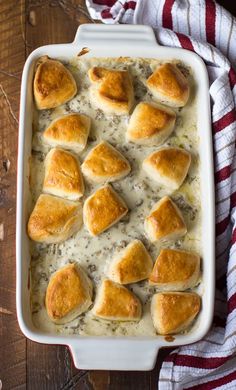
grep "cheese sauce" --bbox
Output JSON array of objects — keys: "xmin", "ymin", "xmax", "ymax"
[{"xmin": 30, "ymin": 57, "xmax": 201, "ymax": 336}]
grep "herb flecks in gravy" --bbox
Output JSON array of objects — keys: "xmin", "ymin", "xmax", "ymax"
[{"xmin": 30, "ymin": 57, "xmax": 201, "ymax": 336}]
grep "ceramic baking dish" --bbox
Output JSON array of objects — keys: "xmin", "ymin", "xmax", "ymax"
[{"xmin": 16, "ymin": 24, "xmax": 215, "ymax": 371}]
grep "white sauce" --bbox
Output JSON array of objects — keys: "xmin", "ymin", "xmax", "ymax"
[{"xmin": 30, "ymin": 57, "xmax": 201, "ymax": 336}]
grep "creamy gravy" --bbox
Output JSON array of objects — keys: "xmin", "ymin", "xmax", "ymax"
[{"xmin": 30, "ymin": 57, "xmax": 201, "ymax": 336}]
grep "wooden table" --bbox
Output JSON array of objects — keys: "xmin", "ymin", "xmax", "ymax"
[{"xmin": 0, "ymin": 1, "xmax": 235, "ymax": 389}]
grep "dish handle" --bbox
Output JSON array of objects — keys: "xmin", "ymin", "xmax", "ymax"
[
  {"xmin": 69, "ymin": 339, "xmax": 159, "ymax": 371},
  {"xmin": 73, "ymin": 24, "xmax": 158, "ymax": 48}
]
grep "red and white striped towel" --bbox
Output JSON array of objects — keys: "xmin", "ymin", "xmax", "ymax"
[{"xmin": 86, "ymin": 0, "xmax": 236, "ymax": 388}]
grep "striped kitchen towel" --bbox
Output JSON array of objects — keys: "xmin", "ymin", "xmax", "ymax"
[{"xmin": 86, "ymin": 0, "xmax": 236, "ymax": 388}]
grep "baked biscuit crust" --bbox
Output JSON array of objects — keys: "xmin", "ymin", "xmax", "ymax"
[
  {"xmin": 43, "ymin": 113, "xmax": 91, "ymax": 153},
  {"xmin": 34, "ymin": 56, "xmax": 77, "ymax": 109},
  {"xmin": 27, "ymin": 194, "xmax": 82, "ymax": 243},
  {"xmin": 126, "ymin": 102, "xmax": 176, "ymax": 145},
  {"xmin": 83, "ymin": 185, "xmax": 128, "ymax": 236},
  {"xmin": 88, "ymin": 67, "xmax": 134, "ymax": 115},
  {"xmin": 144, "ymin": 196, "xmax": 187, "ymax": 242},
  {"xmin": 46, "ymin": 263, "xmax": 93, "ymax": 324},
  {"xmin": 149, "ymin": 249, "xmax": 200, "ymax": 290},
  {"xmin": 147, "ymin": 63, "xmax": 190, "ymax": 107},
  {"xmin": 92, "ymin": 279, "xmax": 142, "ymax": 321},
  {"xmin": 151, "ymin": 292, "xmax": 201, "ymax": 334},
  {"xmin": 108, "ymin": 240, "xmax": 153, "ymax": 284},
  {"xmin": 143, "ymin": 147, "xmax": 191, "ymax": 190},
  {"xmin": 43, "ymin": 148, "xmax": 84, "ymax": 200},
  {"xmin": 81, "ymin": 141, "xmax": 131, "ymax": 183}
]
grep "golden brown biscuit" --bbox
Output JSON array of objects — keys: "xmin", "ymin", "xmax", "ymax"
[
  {"xmin": 126, "ymin": 102, "xmax": 176, "ymax": 145},
  {"xmin": 43, "ymin": 113, "xmax": 91, "ymax": 153},
  {"xmin": 88, "ymin": 67, "xmax": 134, "ymax": 115},
  {"xmin": 143, "ymin": 147, "xmax": 191, "ymax": 190},
  {"xmin": 34, "ymin": 56, "xmax": 77, "ymax": 110},
  {"xmin": 149, "ymin": 249, "xmax": 200, "ymax": 290},
  {"xmin": 147, "ymin": 63, "xmax": 190, "ymax": 107},
  {"xmin": 144, "ymin": 196, "xmax": 187, "ymax": 242},
  {"xmin": 43, "ymin": 148, "xmax": 84, "ymax": 200},
  {"xmin": 81, "ymin": 141, "xmax": 131, "ymax": 183},
  {"xmin": 83, "ymin": 185, "xmax": 128, "ymax": 236},
  {"xmin": 46, "ymin": 263, "xmax": 93, "ymax": 324},
  {"xmin": 151, "ymin": 292, "xmax": 201, "ymax": 334},
  {"xmin": 27, "ymin": 194, "xmax": 82, "ymax": 243},
  {"xmin": 108, "ymin": 240, "xmax": 153, "ymax": 284},
  {"xmin": 92, "ymin": 279, "xmax": 142, "ymax": 321}
]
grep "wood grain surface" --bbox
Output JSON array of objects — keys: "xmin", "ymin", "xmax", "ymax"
[{"xmin": 0, "ymin": 1, "xmax": 235, "ymax": 389}]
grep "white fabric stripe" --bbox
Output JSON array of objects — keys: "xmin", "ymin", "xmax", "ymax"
[
  {"xmin": 210, "ymin": 78, "xmax": 231, "ymax": 100},
  {"xmin": 212, "ymin": 101, "xmax": 235, "ymax": 125},
  {"xmin": 215, "ymin": 140, "xmax": 236, "ymax": 157},
  {"xmin": 228, "ymin": 250, "xmax": 236, "ymax": 273},
  {"xmin": 228, "ymin": 243, "xmax": 236, "ymax": 267},
  {"xmin": 215, "ymin": 192, "xmax": 234, "ymax": 213},
  {"xmin": 227, "ymin": 263, "xmax": 236, "ymax": 278},
  {"xmin": 221, "ymin": 382, "xmax": 236, "ymax": 390},
  {"xmin": 216, "ymin": 199, "xmax": 230, "ymax": 217},
  {"xmin": 160, "ymin": 372, "xmax": 236, "ymax": 390},
  {"xmin": 217, "ymin": 189, "xmax": 236, "ymax": 208},
  {"xmin": 173, "ymin": 1, "xmax": 190, "ymax": 36},
  {"xmin": 157, "ymin": 0, "xmax": 165, "ymax": 27},
  {"xmin": 216, "ymin": 179, "xmax": 235, "ymax": 196},
  {"xmin": 167, "ymin": 366, "xmax": 236, "ymax": 386},
  {"xmin": 215, "ymin": 150, "xmax": 235, "ymax": 171},
  {"xmin": 211, "ymin": 93, "xmax": 234, "ymax": 116},
  {"xmin": 216, "ymin": 209, "xmax": 230, "ymax": 222},
  {"xmin": 227, "ymin": 278, "xmax": 236, "ymax": 296},
  {"xmin": 161, "ymin": 359, "xmax": 236, "ymax": 389},
  {"xmin": 226, "ymin": 310, "xmax": 236, "ymax": 328},
  {"xmin": 199, "ymin": 0, "xmax": 206, "ymax": 43},
  {"xmin": 216, "ymin": 2, "xmax": 233, "ymax": 62},
  {"xmin": 226, "ymin": 16, "xmax": 236, "ymax": 65},
  {"xmin": 215, "ymin": 1, "xmax": 222, "ymax": 52},
  {"xmin": 171, "ymin": 357, "xmax": 236, "ymax": 378},
  {"xmin": 173, "ymin": 345, "xmax": 236, "ymax": 357},
  {"xmin": 171, "ymin": 0, "xmax": 179, "ymax": 32},
  {"xmin": 214, "ymin": 129, "xmax": 236, "ymax": 150},
  {"xmin": 204, "ymin": 328, "xmax": 227, "ymax": 342},
  {"xmin": 212, "ymin": 101, "xmax": 235, "ymax": 123},
  {"xmin": 211, "ymin": 103, "xmax": 234, "ymax": 124},
  {"xmin": 216, "ymin": 178, "xmax": 232, "ymax": 193}
]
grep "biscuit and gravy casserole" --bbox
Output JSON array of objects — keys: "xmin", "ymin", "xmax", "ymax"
[{"xmin": 29, "ymin": 55, "xmax": 202, "ymax": 337}]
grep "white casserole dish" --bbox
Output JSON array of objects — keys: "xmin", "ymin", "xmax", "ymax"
[{"xmin": 16, "ymin": 24, "xmax": 215, "ymax": 371}]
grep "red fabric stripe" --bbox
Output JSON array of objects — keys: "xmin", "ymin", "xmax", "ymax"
[
  {"xmin": 185, "ymin": 369, "xmax": 236, "ymax": 390},
  {"xmin": 231, "ymin": 191, "xmax": 236, "ymax": 209},
  {"xmin": 177, "ymin": 33, "xmax": 194, "ymax": 51},
  {"xmin": 229, "ymin": 67, "xmax": 236, "ymax": 90},
  {"xmin": 205, "ymin": 0, "xmax": 216, "ymax": 45},
  {"xmin": 216, "ymin": 215, "xmax": 230, "ymax": 236},
  {"xmin": 101, "ymin": 8, "xmax": 113, "ymax": 18},
  {"xmin": 228, "ymin": 292, "xmax": 236, "ymax": 314},
  {"xmin": 165, "ymin": 353, "xmax": 231, "ymax": 369},
  {"xmin": 231, "ymin": 228, "xmax": 236, "ymax": 244},
  {"xmin": 123, "ymin": 1, "xmax": 136, "ymax": 10},
  {"xmin": 213, "ymin": 109, "xmax": 236, "ymax": 133},
  {"xmin": 162, "ymin": 0, "xmax": 175, "ymax": 29},
  {"xmin": 93, "ymin": 0, "xmax": 116, "ymax": 6},
  {"xmin": 100, "ymin": 1, "xmax": 136, "ymax": 17},
  {"xmin": 215, "ymin": 165, "xmax": 231, "ymax": 183}
]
